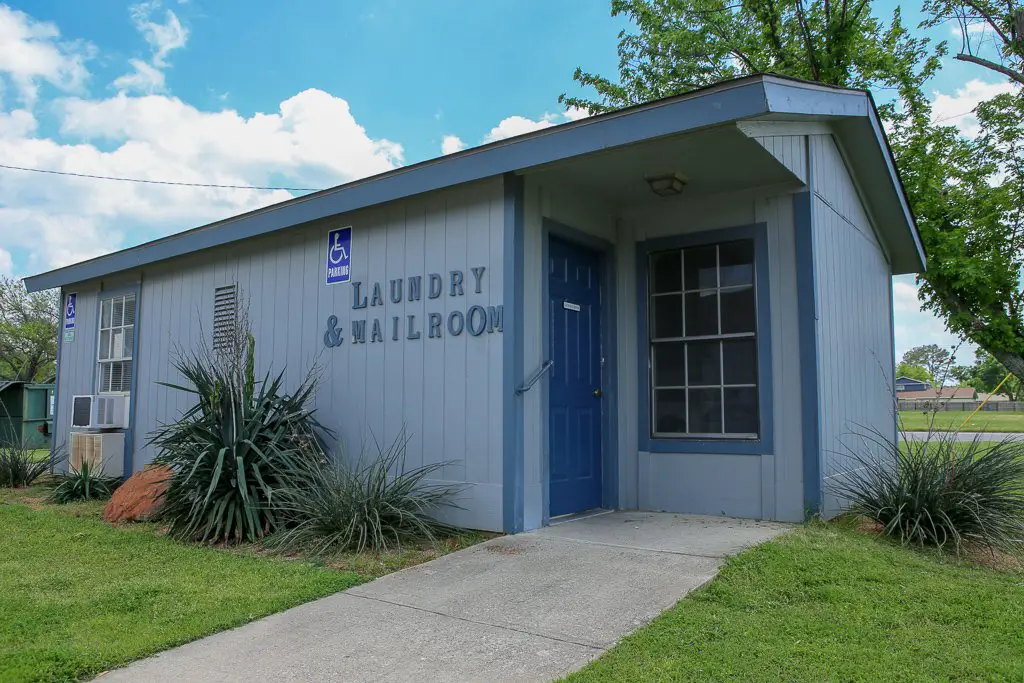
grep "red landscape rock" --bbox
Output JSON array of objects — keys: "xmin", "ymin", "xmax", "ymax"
[{"xmin": 103, "ymin": 465, "xmax": 173, "ymax": 523}]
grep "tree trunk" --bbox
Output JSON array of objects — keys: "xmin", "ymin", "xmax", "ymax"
[{"xmin": 991, "ymin": 349, "xmax": 1024, "ymax": 388}]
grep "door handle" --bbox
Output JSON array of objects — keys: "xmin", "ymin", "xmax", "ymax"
[{"xmin": 593, "ymin": 388, "xmax": 603, "ymax": 398}]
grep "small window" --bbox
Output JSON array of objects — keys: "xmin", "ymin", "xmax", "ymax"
[
  {"xmin": 213, "ymin": 284, "xmax": 238, "ymax": 353},
  {"xmin": 97, "ymin": 293, "xmax": 135, "ymax": 394},
  {"xmin": 649, "ymin": 239, "xmax": 759, "ymax": 438}
]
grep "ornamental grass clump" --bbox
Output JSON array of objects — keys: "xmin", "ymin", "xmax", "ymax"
[
  {"xmin": 268, "ymin": 432, "xmax": 463, "ymax": 556},
  {"xmin": 829, "ymin": 427, "xmax": 1024, "ymax": 555},
  {"xmin": 0, "ymin": 439, "xmax": 63, "ymax": 488},
  {"xmin": 50, "ymin": 460, "xmax": 120, "ymax": 503},
  {"xmin": 149, "ymin": 328, "xmax": 327, "ymax": 544}
]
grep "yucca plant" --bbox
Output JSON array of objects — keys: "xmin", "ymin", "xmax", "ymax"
[
  {"xmin": 0, "ymin": 439, "xmax": 64, "ymax": 488},
  {"xmin": 267, "ymin": 431, "xmax": 463, "ymax": 556},
  {"xmin": 829, "ymin": 427, "xmax": 1024, "ymax": 554},
  {"xmin": 149, "ymin": 331, "xmax": 326, "ymax": 544},
  {"xmin": 50, "ymin": 459, "xmax": 120, "ymax": 503}
]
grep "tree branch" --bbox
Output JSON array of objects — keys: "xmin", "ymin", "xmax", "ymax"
[
  {"xmin": 954, "ymin": 52, "xmax": 1024, "ymax": 84},
  {"xmin": 960, "ymin": 0, "xmax": 1014, "ymax": 48}
]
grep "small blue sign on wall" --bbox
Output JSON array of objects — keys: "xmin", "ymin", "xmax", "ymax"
[
  {"xmin": 64, "ymin": 292, "xmax": 77, "ymax": 330},
  {"xmin": 325, "ymin": 226, "xmax": 352, "ymax": 285}
]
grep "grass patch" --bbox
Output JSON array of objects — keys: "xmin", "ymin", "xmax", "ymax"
[
  {"xmin": 899, "ymin": 410, "xmax": 1024, "ymax": 432},
  {"xmin": 0, "ymin": 481, "xmax": 489, "ymax": 681},
  {"xmin": 567, "ymin": 523, "xmax": 1024, "ymax": 682}
]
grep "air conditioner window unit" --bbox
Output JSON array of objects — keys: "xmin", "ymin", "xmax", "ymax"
[
  {"xmin": 70, "ymin": 431, "xmax": 124, "ymax": 478},
  {"xmin": 71, "ymin": 395, "xmax": 129, "ymax": 429}
]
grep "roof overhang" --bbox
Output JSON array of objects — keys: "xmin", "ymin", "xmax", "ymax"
[{"xmin": 23, "ymin": 74, "xmax": 924, "ymax": 292}]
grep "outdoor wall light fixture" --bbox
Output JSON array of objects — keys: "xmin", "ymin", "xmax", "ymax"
[{"xmin": 645, "ymin": 171, "xmax": 687, "ymax": 197}]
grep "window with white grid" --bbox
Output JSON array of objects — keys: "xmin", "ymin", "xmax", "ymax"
[
  {"xmin": 97, "ymin": 293, "xmax": 135, "ymax": 394},
  {"xmin": 648, "ymin": 240, "xmax": 759, "ymax": 438}
]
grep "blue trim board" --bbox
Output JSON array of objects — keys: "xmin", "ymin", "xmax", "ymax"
[
  {"xmin": 51, "ymin": 287, "xmax": 64, "ymax": 462},
  {"xmin": 636, "ymin": 223, "xmax": 774, "ymax": 456},
  {"xmin": 24, "ymin": 75, "xmax": 921, "ymax": 293},
  {"xmin": 502, "ymin": 173, "xmax": 525, "ymax": 533},
  {"xmin": 793, "ymin": 191, "xmax": 822, "ymax": 514},
  {"xmin": 542, "ymin": 219, "xmax": 619, "ymax": 517}
]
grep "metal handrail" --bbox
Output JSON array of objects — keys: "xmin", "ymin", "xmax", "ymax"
[{"xmin": 516, "ymin": 359, "xmax": 554, "ymax": 395}]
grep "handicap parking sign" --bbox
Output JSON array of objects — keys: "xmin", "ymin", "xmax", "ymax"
[
  {"xmin": 64, "ymin": 293, "xmax": 77, "ymax": 330},
  {"xmin": 325, "ymin": 226, "xmax": 352, "ymax": 285}
]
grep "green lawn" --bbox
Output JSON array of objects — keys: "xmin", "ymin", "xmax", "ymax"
[
  {"xmin": 568, "ymin": 524, "xmax": 1024, "ymax": 682},
  {"xmin": 899, "ymin": 410, "xmax": 1024, "ymax": 432},
  {"xmin": 0, "ymin": 503, "xmax": 364, "ymax": 683}
]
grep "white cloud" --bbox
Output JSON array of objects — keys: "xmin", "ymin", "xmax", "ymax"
[
  {"xmin": 0, "ymin": 247, "xmax": 12, "ymax": 276},
  {"xmin": 0, "ymin": 108, "xmax": 35, "ymax": 138},
  {"xmin": 441, "ymin": 134, "xmax": 466, "ymax": 155},
  {"xmin": 114, "ymin": 2, "xmax": 187, "ymax": 94},
  {"xmin": 932, "ymin": 78, "xmax": 1017, "ymax": 137},
  {"xmin": 113, "ymin": 58, "xmax": 165, "ymax": 94},
  {"xmin": 892, "ymin": 275, "xmax": 976, "ymax": 367},
  {"xmin": 129, "ymin": 1, "xmax": 188, "ymax": 68},
  {"xmin": 0, "ymin": 5, "xmax": 93, "ymax": 107},
  {"xmin": 562, "ymin": 106, "xmax": 591, "ymax": 122},
  {"xmin": 482, "ymin": 115, "xmax": 557, "ymax": 143},
  {"xmin": 0, "ymin": 88, "xmax": 403, "ymax": 274}
]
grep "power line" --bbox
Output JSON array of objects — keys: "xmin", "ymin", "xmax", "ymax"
[{"xmin": 0, "ymin": 162, "xmax": 322, "ymax": 192}]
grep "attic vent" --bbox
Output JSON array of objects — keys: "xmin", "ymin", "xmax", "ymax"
[{"xmin": 213, "ymin": 284, "xmax": 238, "ymax": 353}]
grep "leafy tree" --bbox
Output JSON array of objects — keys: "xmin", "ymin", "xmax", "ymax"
[
  {"xmin": 923, "ymin": 0, "xmax": 1024, "ymax": 85},
  {"xmin": 896, "ymin": 362, "xmax": 932, "ymax": 383},
  {"xmin": 952, "ymin": 349, "xmax": 1023, "ymax": 399},
  {"xmin": 900, "ymin": 344, "xmax": 952, "ymax": 380},
  {"xmin": 0, "ymin": 277, "xmax": 58, "ymax": 383},
  {"xmin": 560, "ymin": 0, "xmax": 941, "ymax": 115}
]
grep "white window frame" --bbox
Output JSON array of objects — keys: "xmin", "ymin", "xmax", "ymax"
[
  {"xmin": 648, "ymin": 240, "xmax": 759, "ymax": 439},
  {"xmin": 97, "ymin": 292, "xmax": 135, "ymax": 395}
]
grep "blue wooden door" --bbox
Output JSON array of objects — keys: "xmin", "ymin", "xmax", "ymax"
[{"xmin": 548, "ymin": 237, "xmax": 603, "ymax": 517}]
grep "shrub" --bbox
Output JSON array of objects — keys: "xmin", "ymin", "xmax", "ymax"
[
  {"xmin": 268, "ymin": 432, "xmax": 463, "ymax": 555},
  {"xmin": 50, "ymin": 460, "xmax": 120, "ymax": 503},
  {"xmin": 149, "ymin": 337, "xmax": 326, "ymax": 543},
  {"xmin": 829, "ymin": 428, "xmax": 1024, "ymax": 554},
  {"xmin": 0, "ymin": 440, "xmax": 64, "ymax": 488}
]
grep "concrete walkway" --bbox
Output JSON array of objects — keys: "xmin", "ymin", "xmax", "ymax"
[{"xmin": 99, "ymin": 512, "xmax": 787, "ymax": 683}]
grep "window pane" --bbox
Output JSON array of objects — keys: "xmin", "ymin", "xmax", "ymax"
[
  {"xmin": 119, "ymin": 361, "xmax": 134, "ymax": 392},
  {"xmin": 651, "ymin": 251, "xmax": 682, "ymax": 294},
  {"xmin": 722, "ymin": 339, "xmax": 756, "ymax": 385},
  {"xmin": 720, "ymin": 287, "xmax": 755, "ymax": 334},
  {"xmin": 123, "ymin": 327, "xmax": 134, "ymax": 358},
  {"xmin": 684, "ymin": 291, "xmax": 718, "ymax": 336},
  {"xmin": 98, "ymin": 330, "xmax": 111, "ymax": 360},
  {"xmin": 653, "ymin": 343, "xmax": 686, "ymax": 387},
  {"xmin": 684, "ymin": 245, "xmax": 717, "ymax": 290},
  {"xmin": 101, "ymin": 299, "xmax": 112, "ymax": 328},
  {"xmin": 123, "ymin": 295, "xmax": 136, "ymax": 325},
  {"xmin": 112, "ymin": 298, "xmax": 124, "ymax": 328},
  {"xmin": 100, "ymin": 363, "xmax": 112, "ymax": 393},
  {"xmin": 719, "ymin": 241, "xmax": 754, "ymax": 287},
  {"xmin": 687, "ymin": 340, "xmax": 720, "ymax": 386},
  {"xmin": 112, "ymin": 330, "xmax": 124, "ymax": 360},
  {"xmin": 688, "ymin": 388, "xmax": 723, "ymax": 433},
  {"xmin": 652, "ymin": 295, "xmax": 683, "ymax": 339},
  {"xmin": 724, "ymin": 387, "xmax": 758, "ymax": 434},
  {"xmin": 654, "ymin": 389, "xmax": 687, "ymax": 434}
]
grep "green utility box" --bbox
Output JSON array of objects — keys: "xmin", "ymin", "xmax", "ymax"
[{"xmin": 0, "ymin": 382, "xmax": 55, "ymax": 449}]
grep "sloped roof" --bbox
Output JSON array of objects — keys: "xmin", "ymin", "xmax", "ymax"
[
  {"xmin": 23, "ymin": 73, "xmax": 923, "ymax": 292},
  {"xmin": 897, "ymin": 387, "xmax": 977, "ymax": 400}
]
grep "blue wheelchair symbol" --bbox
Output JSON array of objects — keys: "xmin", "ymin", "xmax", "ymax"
[
  {"xmin": 325, "ymin": 227, "xmax": 352, "ymax": 285},
  {"xmin": 64, "ymin": 293, "xmax": 77, "ymax": 330}
]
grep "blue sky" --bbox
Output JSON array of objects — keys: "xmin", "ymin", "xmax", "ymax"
[{"xmin": 0, "ymin": 0, "xmax": 1015, "ymax": 363}]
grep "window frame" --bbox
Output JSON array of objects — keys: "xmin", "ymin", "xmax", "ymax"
[
  {"xmin": 96, "ymin": 291, "xmax": 136, "ymax": 395},
  {"xmin": 637, "ymin": 223, "xmax": 774, "ymax": 455}
]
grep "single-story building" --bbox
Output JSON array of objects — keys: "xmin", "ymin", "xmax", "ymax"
[
  {"xmin": 25, "ymin": 74, "xmax": 922, "ymax": 531},
  {"xmin": 897, "ymin": 386, "xmax": 977, "ymax": 402},
  {"xmin": 894, "ymin": 376, "xmax": 931, "ymax": 392}
]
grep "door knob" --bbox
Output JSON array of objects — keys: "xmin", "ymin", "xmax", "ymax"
[{"xmin": 593, "ymin": 388, "xmax": 603, "ymax": 398}]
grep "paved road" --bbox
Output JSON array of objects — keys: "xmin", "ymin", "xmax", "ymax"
[
  {"xmin": 903, "ymin": 431, "xmax": 1020, "ymax": 441},
  {"xmin": 100, "ymin": 512, "xmax": 787, "ymax": 683}
]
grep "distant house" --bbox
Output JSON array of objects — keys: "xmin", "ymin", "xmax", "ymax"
[
  {"xmin": 894, "ymin": 376, "xmax": 931, "ymax": 392},
  {"xmin": 978, "ymin": 392, "xmax": 1010, "ymax": 402},
  {"xmin": 897, "ymin": 386, "xmax": 978, "ymax": 402}
]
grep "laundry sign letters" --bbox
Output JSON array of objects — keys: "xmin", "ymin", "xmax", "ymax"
[{"xmin": 323, "ymin": 267, "xmax": 503, "ymax": 348}]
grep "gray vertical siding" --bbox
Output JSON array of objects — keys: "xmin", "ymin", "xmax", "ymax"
[
  {"xmin": 809, "ymin": 134, "xmax": 895, "ymax": 516},
  {"xmin": 54, "ymin": 287, "xmax": 99, "ymax": 454},
  {"xmin": 93, "ymin": 178, "xmax": 509, "ymax": 531}
]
